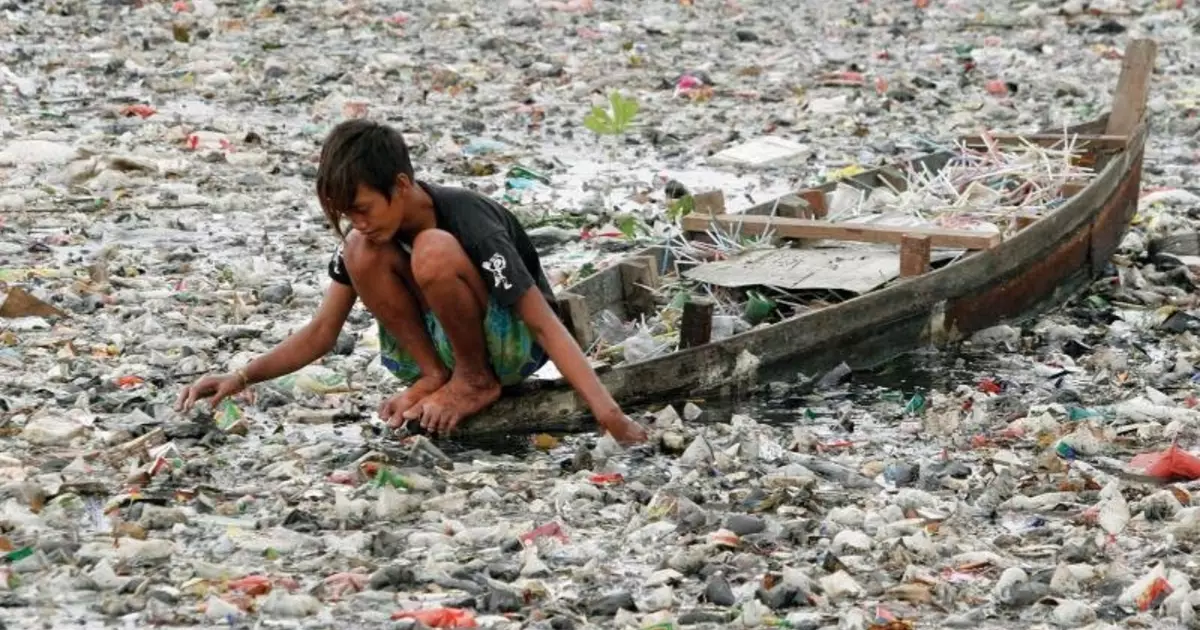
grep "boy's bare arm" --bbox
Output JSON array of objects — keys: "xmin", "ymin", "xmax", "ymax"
[
  {"xmin": 514, "ymin": 287, "xmax": 647, "ymax": 443},
  {"xmin": 242, "ymin": 281, "xmax": 358, "ymax": 383},
  {"xmin": 177, "ymin": 282, "xmax": 358, "ymax": 411}
]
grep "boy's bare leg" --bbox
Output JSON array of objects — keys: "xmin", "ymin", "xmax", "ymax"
[
  {"xmin": 341, "ymin": 231, "xmax": 448, "ymax": 423},
  {"xmin": 404, "ymin": 229, "xmax": 501, "ymax": 434}
]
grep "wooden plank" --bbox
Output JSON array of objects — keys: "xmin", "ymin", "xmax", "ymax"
[
  {"xmin": 555, "ymin": 292, "xmax": 594, "ymax": 351},
  {"xmin": 680, "ymin": 297, "xmax": 715, "ymax": 349},
  {"xmin": 959, "ymin": 133, "xmax": 1128, "ymax": 151},
  {"xmin": 1106, "ymin": 38, "xmax": 1158, "ymax": 137},
  {"xmin": 899, "ymin": 235, "xmax": 931, "ymax": 278},
  {"xmin": 620, "ymin": 256, "xmax": 659, "ymax": 319},
  {"xmin": 680, "ymin": 213, "xmax": 1001, "ymax": 250}
]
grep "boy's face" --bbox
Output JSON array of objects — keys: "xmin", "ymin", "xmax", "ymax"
[{"xmin": 344, "ymin": 177, "xmax": 410, "ymax": 244}]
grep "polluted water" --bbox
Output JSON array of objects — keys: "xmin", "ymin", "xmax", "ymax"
[{"xmin": 6, "ymin": 0, "xmax": 1200, "ymax": 628}]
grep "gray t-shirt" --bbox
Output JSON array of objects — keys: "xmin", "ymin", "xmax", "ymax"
[{"xmin": 327, "ymin": 181, "xmax": 557, "ymax": 313}]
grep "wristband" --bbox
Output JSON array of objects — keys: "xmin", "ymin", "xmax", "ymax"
[{"xmin": 235, "ymin": 368, "xmax": 250, "ymax": 388}]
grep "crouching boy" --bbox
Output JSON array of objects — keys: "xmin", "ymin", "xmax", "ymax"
[{"xmin": 177, "ymin": 119, "xmax": 648, "ymax": 444}]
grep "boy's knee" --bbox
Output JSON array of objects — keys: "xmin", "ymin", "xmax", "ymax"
[
  {"xmin": 342, "ymin": 230, "xmax": 392, "ymax": 278},
  {"xmin": 411, "ymin": 229, "xmax": 467, "ymax": 287}
]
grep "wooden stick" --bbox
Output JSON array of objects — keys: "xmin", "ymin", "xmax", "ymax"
[
  {"xmin": 959, "ymin": 133, "xmax": 1128, "ymax": 151},
  {"xmin": 1106, "ymin": 38, "xmax": 1158, "ymax": 137},
  {"xmin": 680, "ymin": 213, "xmax": 1000, "ymax": 250},
  {"xmin": 680, "ymin": 297, "xmax": 715, "ymax": 349},
  {"xmin": 620, "ymin": 256, "xmax": 659, "ymax": 319},
  {"xmin": 899, "ymin": 235, "xmax": 932, "ymax": 278},
  {"xmin": 555, "ymin": 292, "xmax": 594, "ymax": 350}
]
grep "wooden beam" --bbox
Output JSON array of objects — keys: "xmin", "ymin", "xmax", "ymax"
[
  {"xmin": 899, "ymin": 235, "xmax": 931, "ymax": 278},
  {"xmin": 680, "ymin": 297, "xmax": 715, "ymax": 349},
  {"xmin": 1106, "ymin": 38, "xmax": 1158, "ymax": 137},
  {"xmin": 620, "ymin": 256, "xmax": 659, "ymax": 319},
  {"xmin": 554, "ymin": 292, "xmax": 594, "ymax": 350},
  {"xmin": 959, "ymin": 133, "xmax": 1128, "ymax": 151},
  {"xmin": 680, "ymin": 213, "xmax": 1001, "ymax": 250}
]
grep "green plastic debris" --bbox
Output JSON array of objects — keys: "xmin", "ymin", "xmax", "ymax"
[
  {"xmin": 5, "ymin": 547, "xmax": 34, "ymax": 563},
  {"xmin": 904, "ymin": 393, "xmax": 926, "ymax": 416},
  {"xmin": 371, "ymin": 467, "xmax": 411, "ymax": 490},
  {"xmin": 506, "ymin": 165, "xmax": 551, "ymax": 185},
  {"xmin": 744, "ymin": 290, "xmax": 776, "ymax": 325},
  {"xmin": 214, "ymin": 398, "xmax": 243, "ymax": 431},
  {"xmin": 1067, "ymin": 406, "xmax": 1104, "ymax": 421}
]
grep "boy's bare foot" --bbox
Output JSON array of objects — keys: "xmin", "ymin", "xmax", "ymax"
[
  {"xmin": 402, "ymin": 373, "xmax": 501, "ymax": 435},
  {"xmin": 380, "ymin": 373, "xmax": 448, "ymax": 428}
]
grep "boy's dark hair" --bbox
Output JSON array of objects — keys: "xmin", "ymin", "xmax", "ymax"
[{"xmin": 315, "ymin": 119, "xmax": 414, "ymax": 238}]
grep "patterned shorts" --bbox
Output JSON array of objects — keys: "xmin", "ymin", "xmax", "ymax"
[{"xmin": 378, "ymin": 298, "xmax": 548, "ymax": 387}]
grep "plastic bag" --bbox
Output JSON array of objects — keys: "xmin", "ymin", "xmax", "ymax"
[
  {"xmin": 1130, "ymin": 444, "xmax": 1200, "ymax": 482},
  {"xmin": 390, "ymin": 607, "xmax": 478, "ymax": 628}
]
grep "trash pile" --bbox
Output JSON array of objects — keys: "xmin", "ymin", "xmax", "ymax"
[
  {"xmin": 4, "ymin": 0, "xmax": 1200, "ymax": 627},
  {"xmin": 827, "ymin": 136, "xmax": 1099, "ymax": 233}
]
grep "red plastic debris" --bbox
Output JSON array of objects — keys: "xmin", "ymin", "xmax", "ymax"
[
  {"xmin": 589, "ymin": 473, "xmax": 624, "ymax": 485},
  {"xmin": 115, "ymin": 375, "xmax": 145, "ymax": 389},
  {"xmin": 978, "ymin": 378, "xmax": 1003, "ymax": 394},
  {"xmin": 391, "ymin": 607, "xmax": 478, "ymax": 628},
  {"xmin": 985, "ymin": 80, "xmax": 1008, "ymax": 96},
  {"xmin": 227, "ymin": 575, "xmax": 272, "ymax": 596},
  {"xmin": 120, "ymin": 104, "xmax": 156, "ymax": 119},
  {"xmin": 520, "ymin": 522, "xmax": 568, "ymax": 545},
  {"xmin": 1130, "ymin": 444, "xmax": 1200, "ymax": 482},
  {"xmin": 1136, "ymin": 576, "xmax": 1174, "ymax": 611}
]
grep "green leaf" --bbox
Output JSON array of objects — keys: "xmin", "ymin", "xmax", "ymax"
[
  {"xmin": 616, "ymin": 215, "xmax": 640, "ymax": 240},
  {"xmin": 609, "ymin": 92, "xmax": 639, "ymax": 132},
  {"xmin": 667, "ymin": 195, "xmax": 695, "ymax": 222},
  {"xmin": 583, "ymin": 106, "xmax": 615, "ymax": 135}
]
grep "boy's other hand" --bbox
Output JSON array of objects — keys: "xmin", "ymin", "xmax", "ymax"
[
  {"xmin": 597, "ymin": 412, "xmax": 648, "ymax": 445},
  {"xmin": 176, "ymin": 374, "xmax": 245, "ymax": 412}
]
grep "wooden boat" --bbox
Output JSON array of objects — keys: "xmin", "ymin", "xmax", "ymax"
[{"xmin": 455, "ymin": 38, "xmax": 1157, "ymax": 437}]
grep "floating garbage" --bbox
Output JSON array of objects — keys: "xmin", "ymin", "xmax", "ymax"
[{"xmin": 3, "ymin": 0, "xmax": 1200, "ymax": 627}]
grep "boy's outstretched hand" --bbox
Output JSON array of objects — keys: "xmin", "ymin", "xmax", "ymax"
[
  {"xmin": 175, "ymin": 373, "xmax": 245, "ymax": 412},
  {"xmin": 596, "ymin": 411, "xmax": 648, "ymax": 445}
]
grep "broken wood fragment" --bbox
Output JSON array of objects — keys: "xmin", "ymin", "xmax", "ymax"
[
  {"xmin": 797, "ymin": 190, "xmax": 828, "ymax": 219},
  {"xmin": 620, "ymin": 256, "xmax": 660, "ymax": 319},
  {"xmin": 107, "ymin": 428, "xmax": 166, "ymax": 465},
  {"xmin": 899, "ymin": 235, "xmax": 932, "ymax": 278},
  {"xmin": 555, "ymin": 292, "xmax": 595, "ymax": 350},
  {"xmin": 774, "ymin": 194, "xmax": 811, "ymax": 219},
  {"xmin": 691, "ymin": 190, "xmax": 726, "ymax": 215},
  {"xmin": 680, "ymin": 297, "xmax": 715, "ymax": 349},
  {"xmin": 680, "ymin": 213, "xmax": 1000, "ymax": 250}
]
